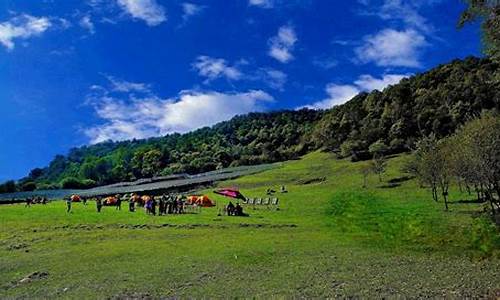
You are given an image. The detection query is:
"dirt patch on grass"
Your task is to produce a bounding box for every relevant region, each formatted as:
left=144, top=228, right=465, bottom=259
left=6, top=242, right=29, bottom=251
left=296, top=177, right=326, bottom=185
left=3, top=271, right=50, bottom=290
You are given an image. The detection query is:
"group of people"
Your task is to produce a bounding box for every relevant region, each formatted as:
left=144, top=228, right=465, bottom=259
left=64, top=193, right=190, bottom=216
left=25, top=196, right=48, bottom=207
left=225, top=201, right=248, bottom=217
left=143, top=194, right=186, bottom=216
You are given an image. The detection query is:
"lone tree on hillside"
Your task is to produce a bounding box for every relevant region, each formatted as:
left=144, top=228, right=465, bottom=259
left=413, top=136, right=452, bottom=210
left=414, top=135, right=441, bottom=203
left=369, top=140, right=388, bottom=182
left=360, top=164, right=372, bottom=188
left=436, top=139, right=453, bottom=211
left=370, top=154, right=387, bottom=183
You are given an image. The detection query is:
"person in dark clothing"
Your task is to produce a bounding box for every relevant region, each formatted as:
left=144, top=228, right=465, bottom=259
left=178, top=198, right=184, bottom=214
left=161, top=194, right=168, bottom=215
left=234, top=203, right=248, bottom=217
left=167, top=196, right=173, bottom=214
left=42, top=197, right=48, bottom=205
left=172, top=197, right=178, bottom=214
left=25, top=197, right=32, bottom=208
left=96, top=197, right=103, bottom=213
left=159, top=198, right=165, bottom=216
left=227, top=201, right=235, bottom=216
left=151, top=199, right=157, bottom=216
left=82, top=197, right=87, bottom=206
left=116, top=195, right=122, bottom=210
left=129, top=199, right=135, bottom=212
left=66, top=197, right=72, bottom=213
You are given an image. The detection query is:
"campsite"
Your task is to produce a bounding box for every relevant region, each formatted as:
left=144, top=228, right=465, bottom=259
left=1, top=152, right=500, bottom=298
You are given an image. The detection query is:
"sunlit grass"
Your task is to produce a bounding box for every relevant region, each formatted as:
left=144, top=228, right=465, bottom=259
left=1, top=152, right=499, bottom=298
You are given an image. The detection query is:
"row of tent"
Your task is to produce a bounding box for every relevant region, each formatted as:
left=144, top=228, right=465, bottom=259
left=69, top=187, right=246, bottom=208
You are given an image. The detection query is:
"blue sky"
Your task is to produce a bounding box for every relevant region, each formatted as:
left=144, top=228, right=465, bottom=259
left=0, top=0, right=481, bottom=181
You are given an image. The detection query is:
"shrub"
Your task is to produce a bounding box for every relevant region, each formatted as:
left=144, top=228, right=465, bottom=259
left=21, top=181, right=37, bottom=191
left=60, top=177, right=89, bottom=189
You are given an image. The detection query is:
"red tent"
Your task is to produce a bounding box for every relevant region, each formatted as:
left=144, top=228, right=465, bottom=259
left=214, top=188, right=245, bottom=200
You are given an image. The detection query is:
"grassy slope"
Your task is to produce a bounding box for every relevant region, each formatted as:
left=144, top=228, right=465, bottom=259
left=1, top=152, right=499, bottom=298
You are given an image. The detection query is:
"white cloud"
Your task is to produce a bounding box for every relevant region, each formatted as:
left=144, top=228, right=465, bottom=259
left=182, top=3, right=203, bottom=21
left=379, top=0, right=431, bottom=32
left=268, top=25, right=297, bottom=63
left=0, top=14, right=51, bottom=50
left=79, top=15, right=95, bottom=34
left=360, top=0, right=435, bottom=33
left=193, top=56, right=243, bottom=82
left=117, top=0, right=166, bottom=26
left=305, top=74, right=408, bottom=109
left=105, top=75, right=151, bottom=93
left=249, top=0, right=274, bottom=8
left=257, top=68, right=287, bottom=91
left=355, top=29, right=428, bottom=68
left=354, top=74, right=408, bottom=91
left=85, top=88, right=273, bottom=143
left=307, top=85, right=360, bottom=110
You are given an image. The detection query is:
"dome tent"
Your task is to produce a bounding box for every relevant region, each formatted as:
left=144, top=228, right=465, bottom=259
left=187, top=195, right=215, bottom=207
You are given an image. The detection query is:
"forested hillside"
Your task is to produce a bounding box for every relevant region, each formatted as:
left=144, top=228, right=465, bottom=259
left=312, top=57, right=500, bottom=159
left=3, top=56, right=499, bottom=192
left=14, top=110, right=323, bottom=190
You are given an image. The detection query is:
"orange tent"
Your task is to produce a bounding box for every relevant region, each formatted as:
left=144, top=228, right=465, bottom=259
left=104, top=196, right=117, bottom=205
left=187, top=195, right=215, bottom=207
left=70, top=195, right=81, bottom=202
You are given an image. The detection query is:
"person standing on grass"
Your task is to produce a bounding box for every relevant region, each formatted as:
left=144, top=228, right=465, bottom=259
left=161, top=194, right=167, bottom=215
left=66, top=197, right=72, bottom=213
left=178, top=197, right=184, bottom=214
left=129, top=199, right=135, bottom=212
left=82, top=197, right=87, bottom=206
left=145, top=198, right=152, bottom=215
left=25, top=197, right=32, bottom=208
left=116, top=195, right=122, bottom=211
left=172, top=196, right=178, bottom=214
left=227, top=201, right=235, bottom=216
left=151, top=198, right=157, bottom=216
left=96, top=197, right=103, bottom=213
left=158, top=197, right=165, bottom=216
left=167, top=195, right=173, bottom=214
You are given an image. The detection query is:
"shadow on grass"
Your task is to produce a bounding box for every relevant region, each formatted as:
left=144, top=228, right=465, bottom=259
left=387, top=176, right=414, bottom=184
left=379, top=183, right=401, bottom=189
left=451, top=198, right=486, bottom=204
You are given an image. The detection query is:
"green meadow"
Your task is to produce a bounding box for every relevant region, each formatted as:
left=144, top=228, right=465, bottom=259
left=1, top=152, right=499, bottom=298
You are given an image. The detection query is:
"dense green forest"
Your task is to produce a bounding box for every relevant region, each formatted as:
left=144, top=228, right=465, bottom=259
left=313, top=57, right=500, bottom=159
left=0, top=56, right=498, bottom=193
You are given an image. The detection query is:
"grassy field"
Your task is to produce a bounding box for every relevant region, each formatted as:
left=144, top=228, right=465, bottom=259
left=1, top=152, right=500, bottom=298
